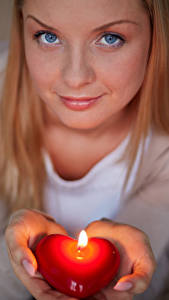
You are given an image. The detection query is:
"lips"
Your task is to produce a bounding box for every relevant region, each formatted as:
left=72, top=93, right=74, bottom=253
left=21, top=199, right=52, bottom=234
left=60, top=95, right=102, bottom=111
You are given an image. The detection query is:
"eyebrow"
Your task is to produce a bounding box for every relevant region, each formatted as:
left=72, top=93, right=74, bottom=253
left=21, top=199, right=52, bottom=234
left=26, top=14, right=140, bottom=32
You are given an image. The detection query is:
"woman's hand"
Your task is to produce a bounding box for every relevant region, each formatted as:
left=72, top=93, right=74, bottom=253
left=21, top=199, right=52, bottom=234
left=5, top=209, right=77, bottom=300
left=85, top=219, right=156, bottom=300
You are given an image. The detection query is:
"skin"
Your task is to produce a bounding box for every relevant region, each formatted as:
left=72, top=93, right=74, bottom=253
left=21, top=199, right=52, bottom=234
left=5, top=1, right=156, bottom=300
left=23, top=0, right=150, bottom=132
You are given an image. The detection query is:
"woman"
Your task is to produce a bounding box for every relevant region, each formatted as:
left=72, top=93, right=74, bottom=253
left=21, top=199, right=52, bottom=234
left=1, top=0, right=169, bottom=299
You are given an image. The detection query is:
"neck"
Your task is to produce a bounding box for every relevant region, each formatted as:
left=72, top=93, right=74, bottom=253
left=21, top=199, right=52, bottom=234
left=42, top=101, right=137, bottom=181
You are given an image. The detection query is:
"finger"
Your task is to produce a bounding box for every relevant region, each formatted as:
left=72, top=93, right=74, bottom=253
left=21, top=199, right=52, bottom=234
left=113, top=270, right=153, bottom=294
left=5, top=221, right=38, bottom=274
left=113, top=261, right=156, bottom=294
left=5, top=209, right=67, bottom=276
left=8, top=250, right=77, bottom=300
left=114, top=246, right=156, bottom=294
left=98, top=288, right=133, bottom=300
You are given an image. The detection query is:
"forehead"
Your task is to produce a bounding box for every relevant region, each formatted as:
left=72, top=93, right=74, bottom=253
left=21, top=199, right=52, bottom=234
left=23, top=0, right=147, bottom=25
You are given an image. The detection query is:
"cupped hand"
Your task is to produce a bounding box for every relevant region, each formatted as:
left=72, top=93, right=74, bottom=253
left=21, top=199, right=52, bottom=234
left=5, top=208, right=76, bottom=300
left=85, top=219, right=156, bottom=300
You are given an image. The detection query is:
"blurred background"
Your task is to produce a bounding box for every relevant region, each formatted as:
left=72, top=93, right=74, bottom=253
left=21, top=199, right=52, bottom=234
left=0, top=1, right=13, bottom=41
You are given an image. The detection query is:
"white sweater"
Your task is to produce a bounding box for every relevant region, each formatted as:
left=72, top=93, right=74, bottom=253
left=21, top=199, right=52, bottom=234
left=43, top=133, right=150, bottom=237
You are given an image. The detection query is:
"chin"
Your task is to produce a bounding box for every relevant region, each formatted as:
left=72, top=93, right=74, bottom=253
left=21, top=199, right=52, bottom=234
left=42, top=101, right=105, bottom=131
left=58, top=117, right=103, bottom=132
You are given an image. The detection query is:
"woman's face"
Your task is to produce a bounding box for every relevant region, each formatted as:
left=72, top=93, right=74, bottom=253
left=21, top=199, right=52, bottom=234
left=22, top=0, right=151, bottom=131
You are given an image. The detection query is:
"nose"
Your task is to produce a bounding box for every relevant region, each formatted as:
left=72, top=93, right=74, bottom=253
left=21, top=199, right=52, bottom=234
left=61, top=46, right=96, bottom=89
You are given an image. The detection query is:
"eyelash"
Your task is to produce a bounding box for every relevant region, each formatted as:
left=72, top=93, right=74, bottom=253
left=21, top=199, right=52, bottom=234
left=33, top=30, right=125, bottom=49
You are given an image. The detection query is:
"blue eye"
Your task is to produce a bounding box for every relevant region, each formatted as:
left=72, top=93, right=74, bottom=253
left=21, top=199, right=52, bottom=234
left=34, top=31, right=60, bottom=45
left=43, top=33, right=57, bottom=43
left=98, top=33, right=124, bottom=48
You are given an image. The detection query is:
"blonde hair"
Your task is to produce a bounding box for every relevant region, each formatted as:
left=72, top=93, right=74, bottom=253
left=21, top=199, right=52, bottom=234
left=0, top=0, right=46, bottom=212
left=126, top=0, right=169, bottom=183
left=0, top=0, right=169, bottom=212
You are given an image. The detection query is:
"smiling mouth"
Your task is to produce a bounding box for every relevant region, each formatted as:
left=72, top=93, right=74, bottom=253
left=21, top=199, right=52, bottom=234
left=60, top=95, right=102, bottom=111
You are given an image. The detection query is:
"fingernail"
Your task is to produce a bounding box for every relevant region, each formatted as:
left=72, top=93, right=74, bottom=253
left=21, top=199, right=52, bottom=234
left=114, top=281, right=133, bottom=291
left=22, top=259, right=35, bottom=277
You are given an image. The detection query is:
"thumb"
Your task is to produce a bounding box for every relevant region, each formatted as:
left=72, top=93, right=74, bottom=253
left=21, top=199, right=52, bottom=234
left=114, top=242, right=156, bottom=294
left=113, top=271, right=153, bottom=294
left=5, top=232, right=38, bottom=277
left=5, top=209, right=67, bottom=277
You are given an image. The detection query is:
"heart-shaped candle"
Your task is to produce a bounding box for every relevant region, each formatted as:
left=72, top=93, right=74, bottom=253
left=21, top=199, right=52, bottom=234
left=35, top=230, right=120, bottom=298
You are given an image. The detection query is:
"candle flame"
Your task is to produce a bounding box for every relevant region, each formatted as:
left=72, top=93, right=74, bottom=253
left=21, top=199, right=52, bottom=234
left=77, top=230, right=88, bottom=249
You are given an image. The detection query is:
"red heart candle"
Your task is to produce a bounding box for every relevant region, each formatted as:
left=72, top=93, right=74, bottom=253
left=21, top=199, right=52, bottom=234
left=35, top=230, right=120, bottom=298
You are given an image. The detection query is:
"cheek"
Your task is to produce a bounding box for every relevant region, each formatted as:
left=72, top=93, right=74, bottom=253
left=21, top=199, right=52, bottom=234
left=25, top=47, right=58, bottom=95
left=96, top=45, right=149, bottom=101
